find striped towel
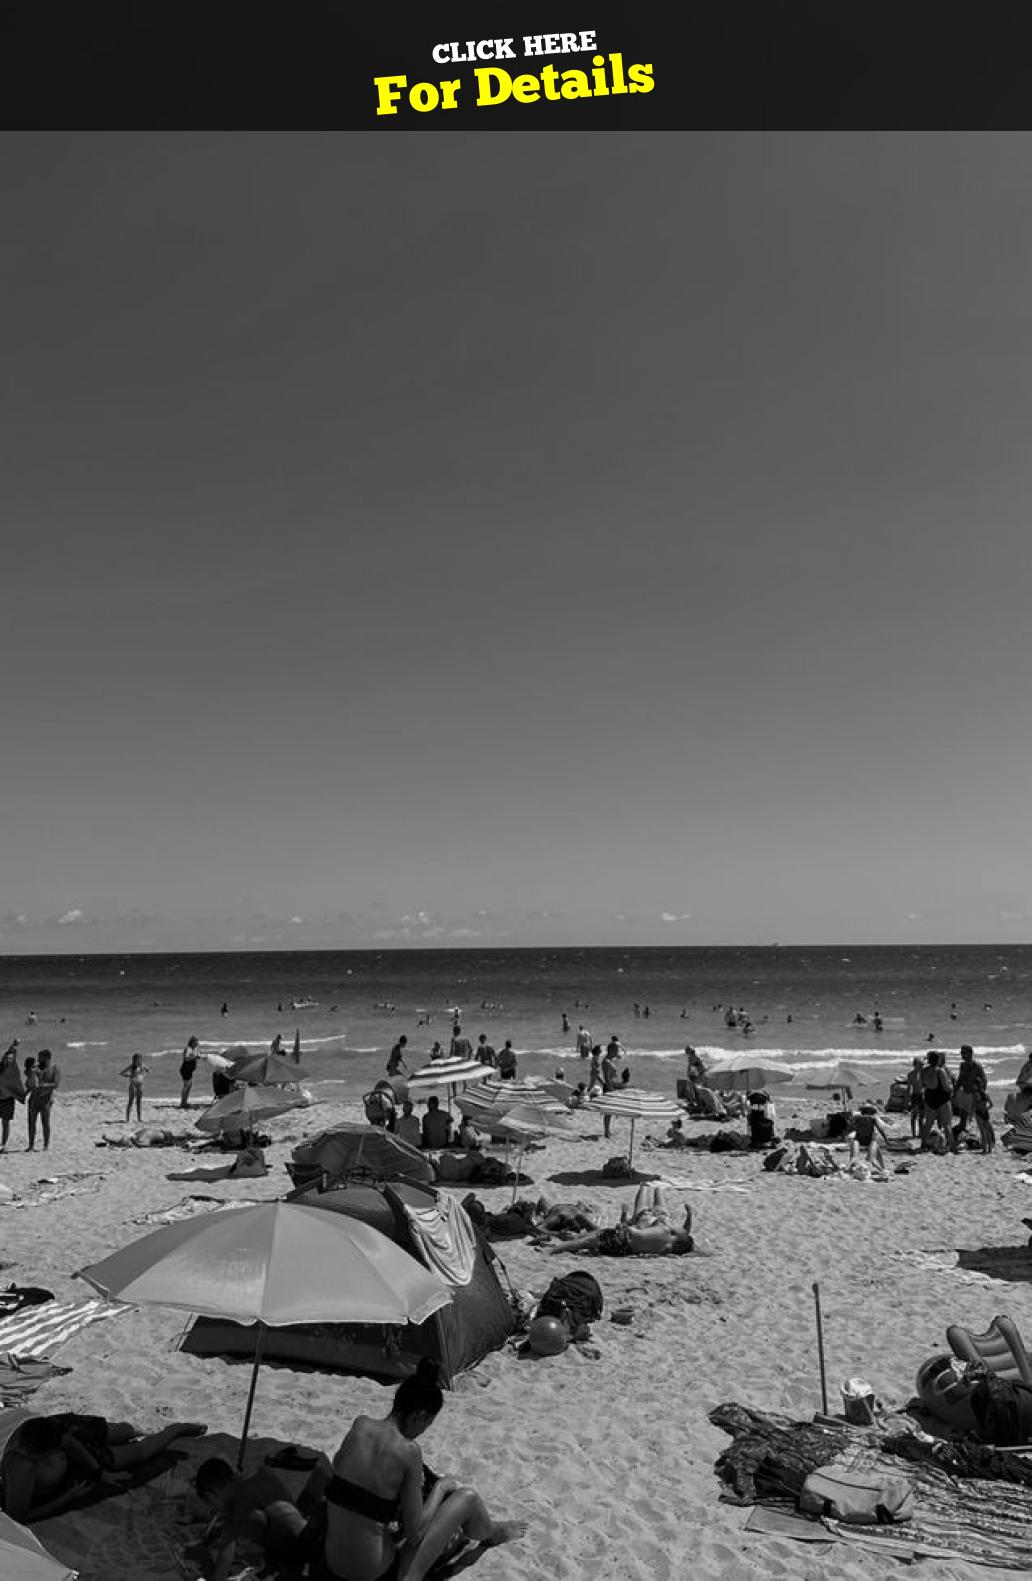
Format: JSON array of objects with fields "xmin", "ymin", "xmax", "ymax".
[{"xmin": 0, "ymin": 1298, "xmax": 129, "ymax": 1358}]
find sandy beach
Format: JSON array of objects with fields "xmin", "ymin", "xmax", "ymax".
[{"xmin": 3, "ymin": 1084, "xmax": 1032, "ymax": 1581}]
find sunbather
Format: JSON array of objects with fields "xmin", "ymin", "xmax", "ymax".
[
  {"xmin": 847, "ymin": 1102, "xmax": 889, "ymax": 1171},
  {"xmin": 0, "ymin": 1413, "xmax": 207, "ymax": 1522},
  {"xmin": 546, "ymin": 1183, "xmax": 694, "ymax": 1256},
  {"xmin": 323, "ymin": 1357, "xmax": 526, "ymax": 1581}
]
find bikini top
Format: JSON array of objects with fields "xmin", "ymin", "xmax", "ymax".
[{"xmin": 325, "ymin": 1472, "xmax": 400, "ymax": 1526}]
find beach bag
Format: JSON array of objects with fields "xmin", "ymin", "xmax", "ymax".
[
  {"xmin": 798, "ymin": 1464, "xmax": 915, "ymax": 1524},
  {"xmin": 538, "ymin": 1270, "xmax": 604, "ymax": 1339}
]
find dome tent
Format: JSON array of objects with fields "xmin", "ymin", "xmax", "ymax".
[{"xmin": 180, "ymin": 1178, "xmax": 515, "ymax": 1385}]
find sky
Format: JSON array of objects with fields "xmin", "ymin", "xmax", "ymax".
[{"xmin": 3, "ymin": 130, "xmax": 1032, "ymax": 952}]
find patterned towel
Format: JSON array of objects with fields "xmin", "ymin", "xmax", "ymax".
[{"xmin": 0, "ymin": 1299, "xmax": 129, "ymax": 1358}]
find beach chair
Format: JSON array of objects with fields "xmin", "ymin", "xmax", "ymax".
[{"xmin": 947, "ymin": 1313, "xmax": 1032, "ymax": 1385}]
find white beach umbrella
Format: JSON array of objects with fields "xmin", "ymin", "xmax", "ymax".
[{"xmin": 588, "ymin": 1089, "xmax": 683, "ymax": 1169}]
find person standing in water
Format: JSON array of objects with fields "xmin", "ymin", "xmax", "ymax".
[{"xmin": 120, "ymin": 1053, "xmax": 150, "ymax": 1123}]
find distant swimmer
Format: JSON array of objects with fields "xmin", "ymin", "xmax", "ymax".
[
  {"xmin": 985, "ymin": 1002, "xmax": 993, "ymax": 1013},
  {"xmin": 25, "ymin": 1011, "xmax": 36, "ymax": 1027},
  {"xmin": 872, "ymin": 1014, "xmax": 883, "ymax": 1032},
  {"xmin": 561, "ymin": 1013, "xmax": 570, "ymax": 1034},
  {"xmin": 220, "ymin": 1001, "xmax": 228, "ymax": 1017},
  {"xmin": 853, "ymin": 1013, "xmax": 868, "ymax": 1025}
]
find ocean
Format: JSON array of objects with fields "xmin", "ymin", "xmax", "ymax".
[{"xmin": 0, "ymin": 944, "xmax": 1028, "ymax": 1104}]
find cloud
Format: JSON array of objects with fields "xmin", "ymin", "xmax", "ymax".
[
  {"xmin": 57, "ymin": 908, "xmax": 84, "ymax": 925},
  {"xmin": 660, "ymin": 912, "xmax": 679, "ymax": 923},
  {"xmin": 905, "ymin": 912, "xmax": 921, "ymax": 921},
  {"xmin": 449, "ymin": 927, "xmax": 481, "ymax": 938},
  {"xmin": 288, "ymin": 916, "xmax": 304, "ymax": 926}
]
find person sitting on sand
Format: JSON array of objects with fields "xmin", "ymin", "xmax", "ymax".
[
  {"xmin": 193, "ymin": 1454, "xmax": 329, "ymax": 1581},
  {"xmin": 396, "ymin": 1098, "xmax": 421, "ymax": 1148},
  {"xmin": 0, "ymin": 1413, "xmax": 206, "ymax": 1522},
  {"xmin": 455, "ymin": 1114, "xmax": 483, "ymax": 1151},
  {"xmin": 119, "ymin": 1053, "xmax": 150, "ymax": 1123},
  {"xmin": 323, "ymin": 1357, "xmax": 526, "ymax": 1581},
  {"xmin": 546, "ymin": 1184, "xmax": 694, "ymax": 1257},
  {"xmin": 847, "ymin": 1101, "xmax": 889, "ymax": 1171},
  {"xmin": 421, "ymin": 1095, "xmax": 452, "ymax": 1151}
]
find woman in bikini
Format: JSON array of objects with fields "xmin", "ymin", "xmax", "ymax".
[
  {"xmin": 322, "ymin": 1358, "xmax": 525, "ymax": 1581},
  {"xmin": 0, "ymin": 1043, "xmax": 26, "ymax": 1152},
  {"xmin": 546, "ymin": 1182, "xmax": 694, "ymax": 1257},
  {"xmin": 119, "ymin": 1053, "xmax": 150, "ymax": 1123}
]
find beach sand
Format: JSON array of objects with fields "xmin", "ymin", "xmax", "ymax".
[{"xmin": 3, "ymin": 1087, "xmax": 1032, "ymax": 1580}]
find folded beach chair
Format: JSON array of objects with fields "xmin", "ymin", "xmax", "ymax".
[{"xmin": 947, "ymin": 1313, "xmax": 1032, "ymax": 1385}]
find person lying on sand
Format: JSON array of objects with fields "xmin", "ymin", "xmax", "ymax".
[
  {"xmin": 847, "ymin": 1102, "xmax": 889, "ymax": 1171},
  {"xmin": 323, "ymin": 1357, "xmax": 526, "ymax": 1581},
  {"xmin": 545, "ymin": 1183, "xmax": 694, "ymax": 1257},
  {"xmin": 194, "ymin": 1454, "xmax": 329, "ymax": 1581},
  {"xmin": 1, "ymin": 1413, "xmax": 207, "ymax": 1522}
]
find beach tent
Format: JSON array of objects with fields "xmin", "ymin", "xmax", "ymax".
[{"xmin": 181, "ymin": 1178, "xmax": 515, "ymax": 1385}]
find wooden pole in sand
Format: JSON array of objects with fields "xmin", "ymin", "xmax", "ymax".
[{"xmin": 812, "ymin": 1281, "xmax": 829, "ymax": 1416}]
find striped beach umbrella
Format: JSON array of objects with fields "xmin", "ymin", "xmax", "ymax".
[
  {"xmin": 588, "ymin": 1089, "xmax": 683, "ymax": 1169},
  {"xmin": 406, "ymin": 1056, "xmax": 494, "ymax": 1093},
  {"xmin": 457, "ymin": 1075, "xmax": 563, "ymax": 1114}
]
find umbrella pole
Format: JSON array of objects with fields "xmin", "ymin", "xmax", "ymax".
[
  {"xmin": 510, "ymin": 1142, "xmax": 526, "ymax": 1208},
  {"xmin": 628, "ymin": 1117, "xmax": 637, "ymax": 1172},
  {"xmin": 812, "ymin": 1283, "xmax": 829, "ymax": 1416},
  {"xmin": 238, "ymin": 1321, "xmax": 266, "ymax": 1470}
]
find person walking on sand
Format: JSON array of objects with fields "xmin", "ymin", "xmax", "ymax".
[
  {"xmin": 323, "ymin": 1358, "xmax": 525, "ymax": 1581},
  {"xmin": 120, "ymin": 1053, "xmax": 150, "ymax": 1123},
  {"xmin": 27, "ymin": 1050, "xmax": 59, "ymax": 1151},
  {"xmin": 952, "ymin": 1043, "xmax": 988, "ymax": 1144},
  {"xmin": 0, "ymin": 1043, "xmax": 26, "ymax": 1152},
  {"xmin": 179, "ymin": 1036, "xmax": 200, "ymax": 1108},
  {"xmin": 905, "ymin": 1055, "xmax": 925, "ymax": 1138}
]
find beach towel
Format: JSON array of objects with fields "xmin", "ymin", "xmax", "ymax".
[
  {"xmin": 0, "ymin": 1352, "xmax": 71, "ymax": 1402},
  {"xmin": 132, "ymin": 1195, "xmax": 265, "ymax": 1226},
  {"xmin": 0, "ymin": 1299, "xmax": 129, "ymax": 1358}
]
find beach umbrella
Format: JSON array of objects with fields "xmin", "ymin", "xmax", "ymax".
[
  {"xmin": 406, "ymin": 1056, "xmax": 494, "ymax": 1095},
  {"xmin": 704, "ymin": 1060, "xmax": 795, "ymax": 1094},
  {"xmin": 77, "ymin": 1201, "xmax": 451, "ymax": 1469},
  {"xmin": 291, "ymin": 1121, "xmax": 434, "ymax": 1186},
  {"xmin": 195, "ymin": 1084, "xmax": 308, "ymax": 1136},
  {"xmin": 587, "ymin": 1089, "xmax": 683, "ymax": 1170},
  {"xmin": 230, "ymin": 1050, "xmax": 313, "ymax": 1085},
  {"xmin": 457, "ymin": 1077, "xmax": 565, "ymax": 1118},
  {"xmin": 0, "ymin": 1512, "xmax": 74, "ymax": 1581},
  {"xmin": 801, "ymin": 1063, "xmax": 876, "ymax": 1092},
  {"xmin": 490, "ymin": 1103, "xmax": 578, "ymax": 1206}
]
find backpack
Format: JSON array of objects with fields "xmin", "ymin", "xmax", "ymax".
[
  {"xmin": 363, "ymin": 1088, "xmax": 395, "ymax": 1127},
  {"xmin": 537, "ymin": 1270, "xmax": 604, "ymax": 1339}
]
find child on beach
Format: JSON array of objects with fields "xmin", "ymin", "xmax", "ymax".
[{"xmin": 120, "ymin": 1053, "xmax": 150, "ymax": 1123}]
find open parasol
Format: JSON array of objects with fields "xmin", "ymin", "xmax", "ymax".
[
  {"xmin": 587, "ymin": 1089, "xmax": 682, "ymax": 1170},
  {"xmin": 195, "ymin": 1084, "xmax": 309, "ymax": 1137},
  {"xmin": 78, "ymin": 1202, "xmax": 451, "ymax": 1468}
]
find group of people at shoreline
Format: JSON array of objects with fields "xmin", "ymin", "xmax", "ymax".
[{"xmin": 0, "ymin": 1040, "xmax": 60, "ymax": 1152}]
